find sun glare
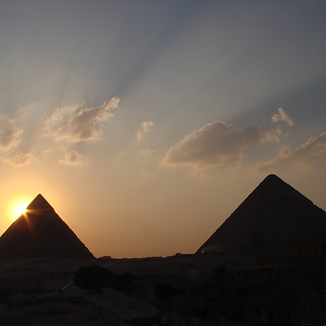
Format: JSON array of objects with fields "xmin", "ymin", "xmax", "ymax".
[{"xmin": 9, "ymin": 200, "xmax": 29, "ymax": 220}]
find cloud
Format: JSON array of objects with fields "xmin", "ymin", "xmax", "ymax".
[
  {"xmin": 0, "ymin": 98, "xmax": 120, "ymax": 168},
  {"xmin": 139, "ymin": 149, "xmax": 156, "ymax": 156},
  {"xmin": 271, "ymin": 107, "xmax": 294, "ymax": 126},
  {"xmin": 2, "ymin": 152, "xmax": 36, "ymax": 167},
  {"xmin": 0, "ymin": 116, "xmax": 35, "ymax": 167},
  {"xmin": 0, "ymin": 116, "xmax": 22, "ymax": 150},
  {"xmin": 256, "ymin": 131, "xmax": 326, "ymax": 172},
  {"xmin": 135, "ymin": 120, "xmax": 155, "ymax": 141},
  {"xmin": 59, "ymin": 150, "xmax": 89, "ymax": 167},
  {"xmin": 45, "ymin": 97, "xmax": 120, "ymax": 143},
  {"xmin": 163, "ymin": 120, "xmax": 280, "ymax": 171}
]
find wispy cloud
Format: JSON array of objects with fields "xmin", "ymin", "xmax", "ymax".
[
  {"xmin": 0, "ymin": 116, "xmax": 35, "ymax": 167},
  {"xmin": 139, "ymin": 149, "xmax": 156, "ymax": 156},
  {"xmin": 271, "ymin": 107, "xmax": 294, "ymax": 126},
  {"xmin": 135, "ymin": 120, "xmax": 155, "ymax": 141},
  {"xmin": 0, "ymin": 116, "xmax": 22, "ymax": 150},
  {"xmin": 256, "ymin": 131, "xmax": 326, "ymax": 172},
  {"xmin": 59, "ymin": 150, "xmax": 89, "ymax": 167},
  {"xmin": 2, "ymin": 152, "xmax": 36, "ymax": 167},
  {"xmin": 45, "ymin": 97, "xmax": 120, "ymax": 143},
  {"xmin": 163, "ymin": 109, "xmax": 292, "ymax": 173}
]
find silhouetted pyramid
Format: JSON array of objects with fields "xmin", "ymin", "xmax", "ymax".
[
  {"xmin": 0, "ymin": 194, "xmax": 94, "ymax": 259},
  {"xmin": 197, "ymin": 174, "xmax": 326, "ymax": 254}
]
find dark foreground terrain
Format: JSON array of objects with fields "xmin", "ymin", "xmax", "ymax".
[
  {"xmin": 1, "ymin": 249, "xmax": 326, "ymax": 326},
  {"xmin": 0, "ymin": 254, "xmax": 244, "ymax": 325},
  {"xmin": 0, "ymin": 258, "xmax": 106, "ymax": 325}
]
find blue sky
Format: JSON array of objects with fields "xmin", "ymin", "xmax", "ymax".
[{"xmin": 0, "ymin": 1, "xmax": 325, "ymax": 258}]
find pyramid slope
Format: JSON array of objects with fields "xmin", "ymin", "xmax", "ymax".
[
  {"xmin": 26, "ymin": 193, "xmax": 54, "ymax": 210},
  {"xmin": 0, "ymin": 194, "xmax": 94, "ymax": 259},
  {"xmin": 197, "ymin": 174, "xmax": 326, "ymax": 254}
]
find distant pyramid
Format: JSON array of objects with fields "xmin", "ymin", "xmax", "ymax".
[
  {"xmin": 197, "ymin": 174, "xmax": 326, "ymax": 254},
  {"xmin": 0, "ymin": 194, "xmax": 94, "ymax": 259}
]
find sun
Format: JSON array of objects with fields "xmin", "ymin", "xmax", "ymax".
[{"xmin": 9, "ymin": 200, "xmax": 29, "ymax": 220}]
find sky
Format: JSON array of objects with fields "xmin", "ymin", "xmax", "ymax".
[{"xmin": 0, "ymin": 1, "xmax": 325, "ymax": 258}]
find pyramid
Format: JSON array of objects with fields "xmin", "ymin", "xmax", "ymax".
[
  {"xmin": 197, "ymin": 174, "xmax": 326, "ymax": 254},
  {"xmin": 0, "ymin": 194, "xmax": 94, "ymax": 259}
]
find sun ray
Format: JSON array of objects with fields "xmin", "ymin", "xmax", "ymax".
[{"xmin": 9, "ymin": 200, "xmax": 30, "ymax": 221}]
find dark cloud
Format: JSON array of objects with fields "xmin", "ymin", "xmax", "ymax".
[{"xmin": 164, "ymin": 120, "xmax": 280, "ymax": 171}]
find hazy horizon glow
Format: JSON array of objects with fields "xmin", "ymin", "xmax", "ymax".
[{"xmin": 0, "ymin": 1, "xmax": 325, "ymax": 258}]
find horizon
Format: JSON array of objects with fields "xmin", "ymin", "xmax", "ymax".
[
  {"xmin": 0, "ymin": 1, "xmax": 325, "ymax": 258},
  {"xmin": 2, "ymin": 173, "xmax": 326, "ymax": 259}
]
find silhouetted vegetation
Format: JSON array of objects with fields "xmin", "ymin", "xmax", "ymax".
[
  {"xmin": 154, "ymin": 282, "xmax": 174, "ymax": 305},
  {"xmin": 73, "ymin": 265, "xmax": 136, "ymax": 294}
]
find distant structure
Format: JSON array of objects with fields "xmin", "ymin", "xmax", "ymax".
[
  {"xmin": 0, "ymin": 194, "xmax": 94, "ymax": 259},
  {"xmin": 200, "ymin": 245, "xmax": 225, "ymax": 255},
  {"xmin": 197, "ymin": 174, "xmax": 326, "ymax": 254}
]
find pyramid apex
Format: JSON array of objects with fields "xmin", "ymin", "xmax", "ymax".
[
  {"xmin": 263, "ymin": 174, "xmax": 282, "ymax": 181},
  {"xmin": 26, "ymin": 194, "xmax": 54, "ymax": 211},
  {"xmin": 266, "ymin": 173, "xmax": 278, "ymax": 178},
  {"xmin": 259, "ymin": 174, "xmax": 287, "ymax": 189}
]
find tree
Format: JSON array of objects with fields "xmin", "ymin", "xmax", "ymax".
[
  {"xmin": 73, "ymin": 265, "xmax": 137, "ymax": 294},
  {"xmin": 73, "ymin": 265, "xmax": 113, "ymax": 293}
]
